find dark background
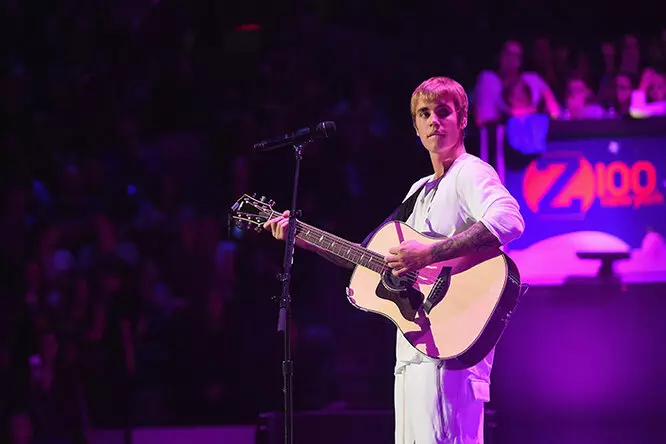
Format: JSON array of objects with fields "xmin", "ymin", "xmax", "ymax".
[{"xmin": 1, "ymin": 0, "xmax": 665, "ymax": 442}]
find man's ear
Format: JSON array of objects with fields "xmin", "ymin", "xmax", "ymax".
[{"xmin": 460, "ymin": 116, "xmax": 468, "ymax": 131}]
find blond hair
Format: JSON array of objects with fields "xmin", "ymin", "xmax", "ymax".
[{"xmin": 410, "ymin": 77, "xmax": 469, "ymax": 125}]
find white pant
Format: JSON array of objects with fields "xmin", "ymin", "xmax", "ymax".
[{"xmin": 394, "ymin": 361, "xmax": 489, "ymax": 444}]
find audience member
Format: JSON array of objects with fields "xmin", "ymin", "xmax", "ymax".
[
  {"xmin": 630, "ymin": 68, "xmax": 666, "ymax": 117},
  {"xmin": 474, "ymin": 40, "xmax": 561, "ymax": 126},
  {"xmin": 560, "ymin": 75, "xmax": 606, "ymax": 120}
]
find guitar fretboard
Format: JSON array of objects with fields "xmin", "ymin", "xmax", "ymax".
[{"xmin": 267, "ymin": 210, "xmax": 386, "ymax": 272}]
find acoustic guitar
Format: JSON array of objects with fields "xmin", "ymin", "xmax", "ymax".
[{"xmin": 230, "ymin": 194, "xmax": 522, "ymax": 368}]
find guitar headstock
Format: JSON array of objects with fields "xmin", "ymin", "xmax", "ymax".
[{"xmin": 230, "ymin": 194, "xmax": 279, "ymax": 233}]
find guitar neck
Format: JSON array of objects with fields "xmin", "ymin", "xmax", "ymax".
[{"xmin": 267, "ymin": 210, "xmax": 385, "ymax": 272}]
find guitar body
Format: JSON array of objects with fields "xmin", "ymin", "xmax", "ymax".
[
  {"xmin": 229, "ymin": 193, "xmax": 522, "ymax": 369},
  {"xmin": 346, "ymin": 220, "xmax": 521, "ymax": 368}
]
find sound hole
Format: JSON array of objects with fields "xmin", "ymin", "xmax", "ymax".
[
  {"xmin": 380, "ymin": 268, "xmax": 416, "ymax": 292},
  {"xmin": 376, "ymin": 268, "xmax": 423, "ymax": 322}
]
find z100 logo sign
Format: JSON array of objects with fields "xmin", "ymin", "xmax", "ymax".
[{"xmin": 522, "ymin": 152, "xmax": 664, "ymax": 216}]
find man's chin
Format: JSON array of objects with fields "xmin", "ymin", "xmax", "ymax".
[{"xmin": 426, "ymin": 144, "xmax": 453, "ymax": 154}]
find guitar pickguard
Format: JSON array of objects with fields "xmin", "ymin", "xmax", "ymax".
[
  {"xmin": 376, "ymin": 269, "xmax": 423, "ymax": 321},
  {"xmin": 375, "ymin": 266, "xmax": 452, "ymax": 321}
]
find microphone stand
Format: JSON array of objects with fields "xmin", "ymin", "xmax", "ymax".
[{"xmin": 276, "ymin": 138, "xmax": 312, "ymax": 444}]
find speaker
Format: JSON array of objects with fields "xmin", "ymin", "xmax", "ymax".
[{"xmin": 256, "ymin": 410, "xmax": 394, "ymax": 444}]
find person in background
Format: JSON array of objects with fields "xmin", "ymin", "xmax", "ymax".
[
  {"xmin": 560, "ymin": 75, "xmax": 606, "ymax": 120},
  {"xmin": 599, "ymin": 72, "xmax": 635, "ymax": 116},
  {"xmin": 630, "ymin": 68, "xmax": 666, "ymax": 118},
  {"xmin": 619, "ymin": 34, "xmax": 642, "ymax": 80},
  {"xmin": 502, "ymin": 78, "xmax": 537, "ymax": 118},
  {"xmin": 473, "ymin": 40, "xmax": 560, "ymax": 126}
]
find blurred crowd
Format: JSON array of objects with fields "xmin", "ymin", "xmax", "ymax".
[
  {"xmin": 1, "ymin": 1, "xmax": 665, "ymax": 443},
  {"xmin": 474, "ymin": 33, "xmax": 666, "ymax": 125}
]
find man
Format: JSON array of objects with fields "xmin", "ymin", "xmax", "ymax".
[{"xmin": 264, "ymin": 76, "xmax": 525, "ymax": 443}]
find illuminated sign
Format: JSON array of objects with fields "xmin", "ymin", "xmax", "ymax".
[
  {"xmin": 523, "ymin": 151, "xmax": 664, "ymax": 216},
  {"xmin": 505, "ymin": 136, "xmax": 666, "ymax": 252}
]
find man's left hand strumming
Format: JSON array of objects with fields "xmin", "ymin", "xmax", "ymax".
[{"xmin": 385, "ymin": 240, "xmax": 433, "ymax": 277}]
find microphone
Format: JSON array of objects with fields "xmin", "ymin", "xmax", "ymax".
[{"xmin": 253, "ymin": 121, "xmax": 336, "ymax": 151}]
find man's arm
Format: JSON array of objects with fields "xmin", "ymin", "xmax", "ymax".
[
  {"xmin": 430, "ymin": 221, "xmax": 501, "ymax": 262},
  {"xmin": 385, "ymin": 222, "xmax": 503, "ymax": 276},
  {"xmin": 386, "ymin": 160, "xmax": 525, "ymax": 276}
]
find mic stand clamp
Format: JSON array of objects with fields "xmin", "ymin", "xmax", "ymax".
[{"xmin": 276, "ymin": 140, "xmax": 311, "ymax": 444}]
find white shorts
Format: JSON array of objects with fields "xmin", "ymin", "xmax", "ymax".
[{"xmin": 394, "ymin": 361, "xmax": 490, "ymax": 444}]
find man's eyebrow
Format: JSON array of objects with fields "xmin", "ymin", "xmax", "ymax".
[{"xmin": 417, "ymin": 103, "xmax": 451, "ymax": 114}]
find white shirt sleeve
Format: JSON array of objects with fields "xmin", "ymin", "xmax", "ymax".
[
  {"xmin": 629, "ymin": 89, "xmax": 666, "ymax": 118},
  {"xmin": 521, "ymin": 72, "xmax": 548, "ymax": 107},
  {"xmin": 456, "ymin": 159, "xmax": 525, "ymax": 246}
]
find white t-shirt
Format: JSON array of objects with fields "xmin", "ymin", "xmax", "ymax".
[{"xmin": 394, "ymin": 152, "xmax": 525, "ymax": 379}]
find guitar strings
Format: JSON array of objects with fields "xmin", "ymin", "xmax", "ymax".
[{"xmin": 264, "ymin": 209, "xmax": 421, "ymax": 281}]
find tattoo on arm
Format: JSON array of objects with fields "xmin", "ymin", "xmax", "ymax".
[{"xmin": 430, "ymin": 221, "xmax": 501, "ymax": 262}]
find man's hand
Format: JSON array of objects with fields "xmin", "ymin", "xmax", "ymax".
[
  {"xmin": 262, "ymin": 210, "xmax": 355, "ymax": 269},
  {"xmin": 263, "ymin": 210, "xmax": 291, "ymax": 240},
  {"xmin": 263, "ymin": 211, "xmax": 306, "ymax": 247},
  {"xmin": 385, "ymin": 240, "xmax": 432, "ymax": 276}
]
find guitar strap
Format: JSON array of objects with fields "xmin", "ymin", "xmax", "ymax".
[
  {"xmin": 394, "ymin": 180, "xmax": 429, "ymax": 224},
  {"xmin": 360, "ymin": 180, "xmax": 428, "ymax": 247}
]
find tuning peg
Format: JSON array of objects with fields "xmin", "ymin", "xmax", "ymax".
[
  {"xmin": 260, "ymin": 195, "xmax": 267, "ymax": 202},
  {"xmin": 268, "ymin": 199, "xmax": 275, "ymax": 206},
  {"xmin": 252, "ymin": 193, "xmax": 257, "ymax": 198}
]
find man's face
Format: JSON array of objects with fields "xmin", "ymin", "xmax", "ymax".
[
  {"xmin": 413, "ymin": 97, "xmax": 465, "ymax": 155},
  {"xmin": 507, "ymin": 81, "xmax": 532, "ymax": 109}
]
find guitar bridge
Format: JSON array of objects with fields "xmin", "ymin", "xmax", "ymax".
[{"xmin": 422, "ymin": 266, "xmax": 452, "ymax": 315}]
